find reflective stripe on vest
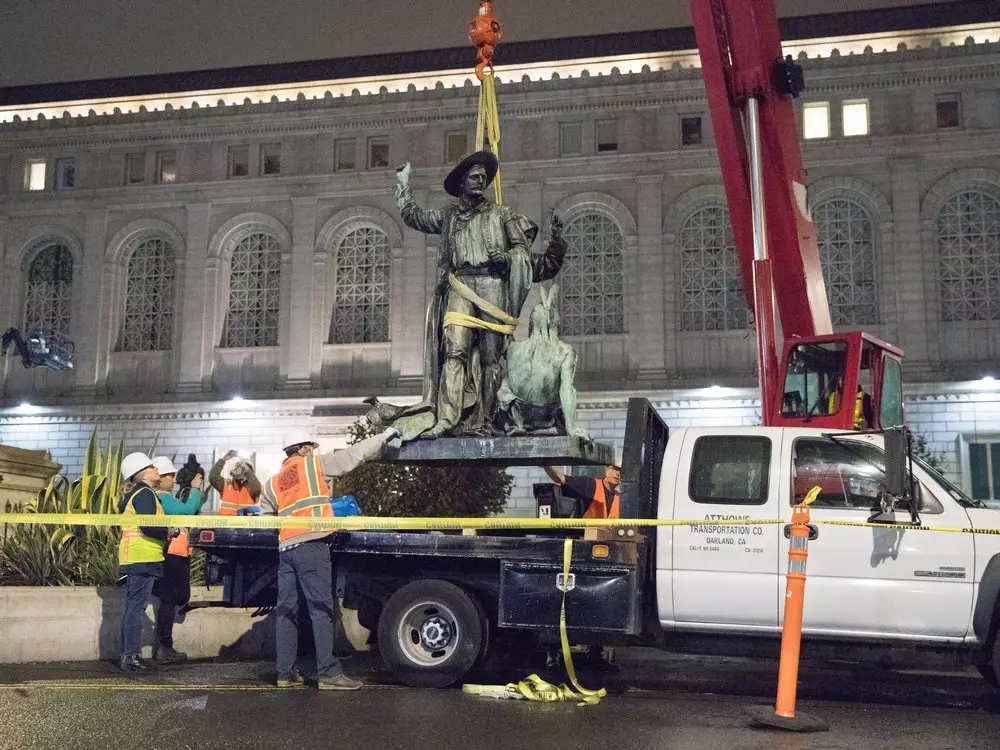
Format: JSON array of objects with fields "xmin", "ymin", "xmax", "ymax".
[
  {"xmin": 853, "ymin": 390, "xmax": 865, "ymax": 430},
  {"xmin": 156, "ymin": 489, "xmax": 190, "ymax": 558},
  {"xmin": 219, "ymin": 483, "xmax": 255, "ymax": 516},
  {"xmin": 582, "ymin": 480, "xmax": 620, "ymax": 520},
  {"xmin": 118, "ymin": 486, "xmax": 165, "ymax": 565},
  {"xmin": 274, "ymin": 454, "xmax": 333, "ymax": 544}
]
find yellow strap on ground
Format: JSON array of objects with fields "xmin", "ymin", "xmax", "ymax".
[
  {"xmin": 558, "ymin": 538, "xmax": 608, "ymax": 705},
  {"xmin": 0, "ymin": 513, "xmax": 788, "ymax": 531},
  {"xmin": 462, "ymin": 538, "xmax": 606, "ymax": 707},
  {"xmin": 475, "ymin": 71, "xmax": 502, "ymax": 204},
  {"xmin": 447, "ymin": 274, "xmax": 518, "ymax": 325},
  {"xmin": 443, "ymin": 311, "xmax": 515, "ymax": 335}
]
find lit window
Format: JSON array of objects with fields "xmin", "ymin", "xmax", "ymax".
[
  {"xmin": 936, "ymin": 95, "xmax": 961, "ymax": 129},
  {"xmin": 681, "ymin": 115, "xmax": 703, "ymax": 146},
  {"xmin": 260, "ymin": 143, "xmax": 281, "ymax": 176},
  {"xmin": 24, "ymin": 244, "xmax": 73, "ymax": 338},
  {"xmin": 445, "ymin": 131, "xmax": 468, "ymax": 163},
  {"xmin": 596, "ymin": 120, "xmax": 618, "ymax": 153},
  {"xmin": 223, "ymin": 232, "xmax": 281, "ymax": 348},
  {"xmin": 228, "ymin": 145, "xmax": 250, "ymax": 178},
  {"xmin": 125, "ymin": 153, "xmax": 146, "ymax": 185},
  {"xmin": 559, "ymin": 122, "xmax": 583, "ymax": 156},
  {"xmin": 803, "ymin": 102, "xmax": 830, "ymax": 139},
  {"xmin": 561, "ymin": 212, "xmax": 624, "ymax": 335},
  {"xmin": 24, "ymin": 159, "xmax": 46, "ymax": 191},
  {"xmin": 334, "ymin": 138, "xmax": 356, "ymax": 171},
  {"xmin": 367, "ymin": 137, "xmax": 389, "ymax": 169},
  {"xmin": 55, "ymin": 158, "xmax": 76, "ymax": 190},
  {"xmin": 155, "ymin": 151, "xmax": 177, "ymax": 184},
  {"xmin": 331, "ymin": 227, "xmax": 391, "ymax": 344},
  {"xmin": 119, "ymin": 237, "xmax": 175, "ymax": 352},
  {"xmin": 842, "ymin": 100, "xmax": 870, "ymax": 137}
]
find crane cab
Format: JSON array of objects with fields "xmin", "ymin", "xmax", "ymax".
[{"xmin": 771, "ymin": 332, "xmax": 903, "ymax": 431}]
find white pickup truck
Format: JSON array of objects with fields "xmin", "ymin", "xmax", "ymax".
[{"xmin": 193, "ymin": 398, "xmax": 1000, "ymax": 688}]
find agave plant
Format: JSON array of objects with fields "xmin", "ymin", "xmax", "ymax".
[{"xmin": 0, "ymin": 430, "xmax": 157, "ymax": 586}]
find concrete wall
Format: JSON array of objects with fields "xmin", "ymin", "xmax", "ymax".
[{"xmin": 0, "ymin": 586, "xmax": 370, "ymax": 664}]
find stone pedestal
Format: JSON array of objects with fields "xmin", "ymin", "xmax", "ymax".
[{"xmin": 381, "ymin": 435, "xmax": 614, "ymax": 467}]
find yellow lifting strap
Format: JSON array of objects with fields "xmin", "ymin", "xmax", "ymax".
[
  {"xmin": 475, "ymin": 71, "xmax": 502, "ymax": 205},
  {"xmin": 442, "ymin": 273, "xmax": 519, "ymax": 334},
  {"xmin": 463, "ymin": 539, "xmax": 608, "ymax": 706}
]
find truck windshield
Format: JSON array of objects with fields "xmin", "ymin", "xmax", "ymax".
[{"xmin": 909, "ymin": 454, "xmax": 987, "ymax": 509}]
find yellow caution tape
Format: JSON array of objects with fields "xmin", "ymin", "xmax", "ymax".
[
  {"xmin": 2, "ymin": 513, "xmax": 998, "ymax": 536},
  {"xmin": 0, "ymin": 513, "xmax": 785, "ymax": 531}
]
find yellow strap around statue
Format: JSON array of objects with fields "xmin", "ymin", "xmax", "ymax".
[
  {"xmin": 442, "ymin": 274, "xmax": 518, "ymax": 334},
  {"xmin": 462, "ymin": 538, "xmax": 607, "ymax": 707},
  {"xmin": 475, "ymin": 71, "xmax": 502, "ymax": 205}
]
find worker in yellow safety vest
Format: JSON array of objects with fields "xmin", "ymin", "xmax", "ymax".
[
  {"xmin": 150, "ymin": 456, "xmax": 205, "ymax": 664},
  {"xmin": 259, "ymin": 426, "xmax": 401, "ymax": 690},
  {"xmin": 209, "ymin": 450, "xmax": 261, "ymax": 515},
  {"xmin": 828, "ymin": 382, "xmax": 873, "ymax": 430},
  {"xmin": 118, "ymin": 452, "xmax": 171, "ymax": 672}
]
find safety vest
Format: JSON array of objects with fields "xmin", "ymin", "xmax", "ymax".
[
  {"xmin": 118, "ymin": 486, "xmax": 166, "ymax": 566},
  {"xmin": 582, "ymin": 480, "xmax": 620, "ymax": 520},
  {"xmin": 156, "ymin": 489, "xmax": 190, "ymax": 558},
  {"xmin": 219, "ymin": 483, "xmax": 256, "ymax": 516},
  {"xmin": 271, "ymin": 454, "xmax": 334, "ymax": 545},
  {"xmin": 853, "ymin": 390, "xmax": 866, "ymax": 430}
]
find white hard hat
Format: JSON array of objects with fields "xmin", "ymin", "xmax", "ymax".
[
  {"xmin": 121, "ymin": 452, "xmax": 155, "ymax": 481},
  {"xmin": 283, "ymin": 429, "xmax": 319, "ymax": 452},
  {"xmin": 152, "ymin": 456, "xmax": 177, "ymax": 476}
]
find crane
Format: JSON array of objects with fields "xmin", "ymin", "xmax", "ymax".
[{"xmin": 690, "ymin": 0, "xmax": 903, "ymax": 431}]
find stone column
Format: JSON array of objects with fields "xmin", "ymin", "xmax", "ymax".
[
  {"xmin": 635, "ymin": 175, "xmax": 667, "ymax": 380},
  {"xmin": 889, "ymin": 158, "xmax": 932, "ymax": 365},
  {"xmin": 73, "ymin": 209, "xmax": 110, "ymax": 395},
  {"xmin": 285, "ymin": 197, "xmax": 319, "ymax": 387},
  {"xmin": 176, "ymin": 204, "xmax": 214, "ymax": 393}
]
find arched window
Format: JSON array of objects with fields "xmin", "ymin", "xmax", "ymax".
[
  {"xmin": 560, "ymin": 212, "xmax": 624, "ymax": 336},
  {"xmin": 330, "ymin": 226, "xmax": 391, "ymax": 344},
  {"xmin": 938, "ymin": 188, "xmax": 1000, "ymax": 321},
  {"xmin": 223, "ymin": 232, "xmax": 281, "ymax": 348},
  {"xmin": 679, "ymin": 204, "xmax": 748, "ymax": 331},
  {"xmin": 813, "ymin": 197, "xmax": 879, "ymax": 326},
  {"xmin": 119, "ymin": 237, "xmax": 176, "ymax": 351},
  {"xmin": 24, "ymin": 244, "xmax": 74, "ymax": 338}
]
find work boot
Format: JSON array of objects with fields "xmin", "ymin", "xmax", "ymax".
[
  {"xmin": 119, "ymin": 654, "xmax": 150, "ymax": 673},
  {"xmin": 155, "ymin": 646, "xmax": 188, "ymax": 664},
  {"xmin": 276, "ymin": 672, "xmax": 305, "ymax": 688},
  {"xmin": 317, "ymin": 674, "xmax": 363, "ymax": 691}
]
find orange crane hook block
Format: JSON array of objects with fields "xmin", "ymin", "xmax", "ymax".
[{"xmin": 469, "ymin": 1, "xmax": 502, "ymax": 80}]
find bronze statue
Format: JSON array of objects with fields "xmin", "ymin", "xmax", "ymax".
[
  {"xmin": 367, "ymin": 151, "xmax": 567, "ymax": 439},
  {"xmin": 496, "ymin": 285, "xmax": 586, "ymax": 438}
]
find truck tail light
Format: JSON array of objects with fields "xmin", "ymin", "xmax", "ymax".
[
  {"xmin": 591, "ymin": 544, "xmax": 610, "ymax": 559},
  {"xmin": 199, "ymin": 530, "xmax": 215, "ymax": 543}
]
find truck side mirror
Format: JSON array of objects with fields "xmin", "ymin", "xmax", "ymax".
[{"xmin": 883, "ymin": 426, "xmax": 908, "ymax": 498}]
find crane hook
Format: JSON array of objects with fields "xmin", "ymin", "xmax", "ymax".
[{"xmin": 469, "ymin": 1, "xmax": 502, "ymax": 80}]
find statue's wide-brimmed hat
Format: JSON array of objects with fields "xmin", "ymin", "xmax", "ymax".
[{"xmin": 444, "ymin": 150, "xmax": 498, "ymax": 197}]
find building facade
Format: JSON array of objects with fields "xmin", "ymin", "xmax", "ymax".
[{"xmin": 1, "ymin": 7, "xmax": 1000, "ymax": 512}]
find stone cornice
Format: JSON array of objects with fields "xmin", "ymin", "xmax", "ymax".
[{"xmin": 0, "ymin": 35, "xmax": 997, "ymax": 141}]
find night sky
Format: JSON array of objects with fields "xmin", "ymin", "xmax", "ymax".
[{"xmin": 0, "ymin": 0, "xmax": 954, "ymax": 87}]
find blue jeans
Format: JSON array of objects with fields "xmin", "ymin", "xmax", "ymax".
[
  {"xmin": 276, "ymin": 541, "xmax": 342, "ymax": 680},
  {"xmin": 121, "ymin": 572, "xmax": 157, "ymax": 657}
]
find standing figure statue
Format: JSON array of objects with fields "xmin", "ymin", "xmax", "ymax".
[{"xmin": 368, "ymin": 151, "xmax": 566, "ymax": 439}]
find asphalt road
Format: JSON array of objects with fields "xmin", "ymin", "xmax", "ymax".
[{"xmin": 1, "ymin": 649, "xmax": 998, "ymax": 750}]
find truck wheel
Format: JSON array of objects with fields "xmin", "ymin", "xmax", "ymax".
[
  {"xmin": 378, "ymin": 579, "xmax": 484, "ymax": 688},
  {"xmin": 981, "ymin": 631, "xmax": 1000, "ymax": 689}
]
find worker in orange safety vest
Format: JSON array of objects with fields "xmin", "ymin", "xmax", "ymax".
[
  {"xmin": 209, "ymin": 450, "xmax": 261, "ymax": 515},
  {"xmin": 543, "ymin": 463, "xmax": 621, "ymax": 519}
]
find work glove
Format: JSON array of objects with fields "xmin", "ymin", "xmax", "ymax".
[
  {"xmin": 382, "ymin": 427, "xmax": 404, "ymax": 451},
  {"xmin": 167, "ymin": 527, "xmax": 181, "ymax": 539}
]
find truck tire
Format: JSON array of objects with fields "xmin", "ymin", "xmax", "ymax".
[
  {"xmin": 980, "ymin": 630, "xmax": 1000, "ymax": 689},
  {"xmin": 377, "ymin": 579, "xmax": 485, "ymax": 688}
]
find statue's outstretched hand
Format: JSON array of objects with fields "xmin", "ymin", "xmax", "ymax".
[
  {"xmin": 549, "ymin": 211, "xmax": 566, "ymax": 247},
  {"xmin": 395, "ymin": 162, "xmax": 412, "ymax": 189}
]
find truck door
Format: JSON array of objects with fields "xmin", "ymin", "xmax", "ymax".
[
  {"xmin": 783, "ymin": 434, "xmax": 975, "ymax": 639},
  {"xmin": 669, "ymin": 429, "xmax": 783, "ymax": 630}
]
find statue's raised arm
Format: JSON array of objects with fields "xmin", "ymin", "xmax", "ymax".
[{"xmin": 394, "ymin": 162, "xmax": 445, "ymax": 235}]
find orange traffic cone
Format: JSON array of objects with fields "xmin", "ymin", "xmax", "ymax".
[{"xmin": 748, "ymin": 486, "xmax": 829, "ymax": 732}]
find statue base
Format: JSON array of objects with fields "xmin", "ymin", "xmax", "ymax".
[{"xmin": 380, "ymin": 435, "xmax": 614, "ymax": 467}]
